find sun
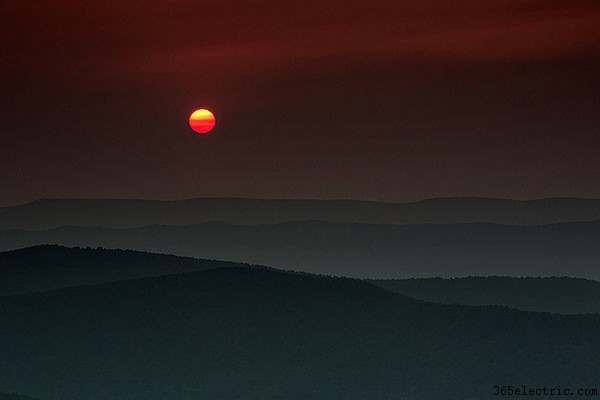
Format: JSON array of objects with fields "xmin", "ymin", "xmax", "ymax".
[{"xmin": 189, "ymin": 109, "xmax": 216, "ymax": 134}]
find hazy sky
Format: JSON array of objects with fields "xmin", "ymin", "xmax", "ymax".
[{"xmin": 2, "ymin": 0, "xmax": 599, "ymax": 206}]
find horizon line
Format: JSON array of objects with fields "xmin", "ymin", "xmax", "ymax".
[{"xmin": 4, "ymin": 195, "xmax": 600, "ymax": 208}]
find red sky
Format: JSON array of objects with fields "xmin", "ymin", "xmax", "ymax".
[{"xmin": 1, "ymin": 0, "xmax": 599, "ymax": 205}]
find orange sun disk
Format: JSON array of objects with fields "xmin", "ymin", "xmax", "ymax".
[{"xmin": 189, "ymin": 109, "xmax": 216, "ymax": 134}]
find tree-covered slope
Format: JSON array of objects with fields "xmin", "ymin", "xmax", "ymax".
[
  {"xmin": 1, "ymin": 264, "xmax": 599, "ymax": 399},
  {"xmin": 0, "ymin": 245, "xmax": 240, "ymax": 295}
]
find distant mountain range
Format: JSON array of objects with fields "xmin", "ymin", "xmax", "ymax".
[
  {"xmin": 2, "ymin": 220, "xmax": 600, "ymax": 279},
  {"xmin": 370, "ymin": 277, "xmax": 600, "ymax": 314},
  {"xmin": 2, "ymin": 197, "xmax": 600, "ymax": 229},
  {"xmin": 1, "ymin": 248, "xmax": 600, "ymax": 399}
]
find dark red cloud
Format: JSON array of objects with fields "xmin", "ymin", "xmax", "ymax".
[{"xmin": 4, "ymin": 0, "xmax": 599, "ymax": 85}]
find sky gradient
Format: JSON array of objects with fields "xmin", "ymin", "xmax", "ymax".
[{"xmin": 2, "ymin": 0, "xmax": 599, "ymax": 206}]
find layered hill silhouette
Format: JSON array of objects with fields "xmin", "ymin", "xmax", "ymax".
[
  {"xmin": 2, "ymin": 220, "xmax": 600, "ymax": 279},
  {"xmin": 0, "ymin": 245, "xmax": 242, "ymax": 296},
  {"xmin": 1, "ymin": 256, "xmax": 600, "ymax": 400},
  {"xmin": 2, "ymin": 197, "xmax": 600, "ymax": 229},
  {"xmin": 5, "ymin": 246, "xmax": 600, "ymax": 315},
  {"xmin": 370, "ymin": 277, "xmax": 600, "ymax": 314}
]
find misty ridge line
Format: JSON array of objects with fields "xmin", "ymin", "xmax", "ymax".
[
  {"xmin": 6, "ymin": 243, "xmax": 600, "ymax": 282},
  {"xmin": 2, "ymin": 196, "xmax": 600, "ymax": 283},
  {"xmin": 4, "ymin": 243, "xmax": 600, "ymax": 281},
  {"xmin": 2, "ymin": 219, "xmax": 600, "ymax": 280},
  {"xmin": 0, "ymin": 244, "xmax": 338, "ymax": 297},
  {"xmin": 3, "ymin": 196, "xmax": 600, "ymax": 230},
  {"xmin": 0, "ymin": 257, "xmax": 574, "ymax": 317},
  {"xmin": 4, "ymin": 218, "xmax": 600, "ymax": 232},
  {"xmin": 4, "ymin": 244, "xmax": 600, "ymax": 315},
  {"xmin": 3, "ymin": 215, "xmax": 600, "ymax": 230},
  {"xmin": 7, "ymin": 195, "xmax": 600, "ymax": 205}
]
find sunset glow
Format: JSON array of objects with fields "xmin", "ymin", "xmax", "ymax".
[{"xmin": 189, "ymin": 109, "xmax": 216, "ymax": 134}]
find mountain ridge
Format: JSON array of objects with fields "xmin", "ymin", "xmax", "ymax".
[
  {"xmin": 0, "ymin": 245, "xmax": 250, "ymax": 296},
  {"xmin": 370, "ymin": 276, "xmax": 600, "ymax": 314},
  {"xmin": 5, "ymin": 246, "xmax": 600, "ymax": 315},
  {"xmin": 3, "ymin": 196, "xmax": 600, "ymax": 229},
  {"xmin": 2, "ymin": 219, "xmax": 600, "ymax": 279}
]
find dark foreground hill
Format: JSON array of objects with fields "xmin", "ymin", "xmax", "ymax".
[
  {"xmin": 2, "ymin": 220, "xmax": 600, "ymax": 279},
  {"xmin": 1, "ymin": 264, "xmax": 600, "ymax": 399},
  {"xmin": 2, "ymin": 197, "xmax": 600, "ymax": 229},
  {"xmin": 370, "ymin": 277, "xmax": 600, "ymax": 314},
  {"xmin": 0, "ymin": 245, "xmax": 240, "ymax": 296},
  {"xmin": 0, "ymin": 394, "xmax": 39, "ymax": 400}
]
